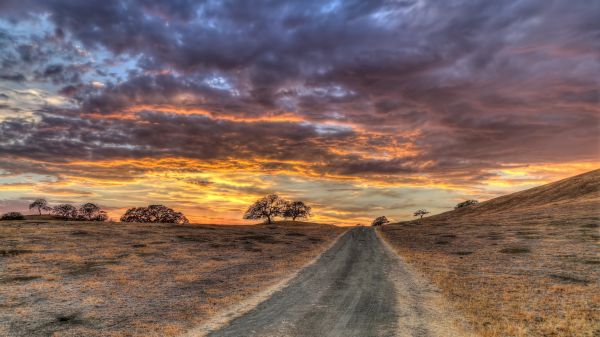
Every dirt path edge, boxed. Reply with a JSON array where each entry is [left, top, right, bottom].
[[375, 228, 477, 337], [181, 229, 349, 337]]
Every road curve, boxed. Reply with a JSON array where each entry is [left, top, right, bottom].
[[207, 227, 398, 337]]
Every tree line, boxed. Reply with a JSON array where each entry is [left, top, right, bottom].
[[0, 198, 189, 224], [27, 198, 108, 221], [0, 194, 313, 225], [1, 196, 479, 225]]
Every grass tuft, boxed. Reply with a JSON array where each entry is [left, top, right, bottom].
[[549, 274, 590, 285], [500, 247, 530, 254], [0, 249, 32, 256]]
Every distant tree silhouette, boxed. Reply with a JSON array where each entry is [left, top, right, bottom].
[[243, 194, 286, 224], [455, 200, 479, 209], [52, 204, 78, 219], [371, 216, 389, 226], [414, 209, 430, 219], [1, 212, 25, 220], [120, 205, 189, 224], [78, 203, 108, 221], [29, 198, 50, 215], [283, 201, 311, 221]]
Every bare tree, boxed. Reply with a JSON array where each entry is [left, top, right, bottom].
[[243, 194, 286, 224], [52, 204, 78, 219], [371, 216, 389, 226], [120, 205, 188, 224], [455, 200, 479, 209], [283, 201, 311, 221], [29, 198, 50, 215], [414, 209, 430, 219], [78, 203, 108, 221]]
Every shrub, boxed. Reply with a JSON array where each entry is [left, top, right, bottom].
[[455, 200, 479, 209], [1, 212, 25, 220]]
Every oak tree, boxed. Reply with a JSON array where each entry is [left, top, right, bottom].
[[414, 209, 430, 219], [283, 201, 311, 221], [371, 216, 389, 226], [78, 203, 108, 221], [29, 198, 50, 215], [52, 204, 78, 219], [120, 205, 188, 224], [243, 194, 286, 224]]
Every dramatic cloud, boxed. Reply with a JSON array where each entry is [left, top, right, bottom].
[[0, 0, 598, 224]]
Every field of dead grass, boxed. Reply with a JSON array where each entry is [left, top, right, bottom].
[[0, 220, 344, 337], [381, 194, 599, 336]]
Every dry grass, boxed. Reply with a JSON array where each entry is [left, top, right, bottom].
[[0, 220, 344, 337], [380, 169, 600, 337]]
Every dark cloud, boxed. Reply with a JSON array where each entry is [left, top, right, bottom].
[[0, 0, 598, 185], [0, 73, 26, 82], [42, 64, 63, 76]]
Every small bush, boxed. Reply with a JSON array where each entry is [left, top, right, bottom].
[[455, 200, 479, 209], [1, 212, 25, 220], [453, 251, 473, 255]]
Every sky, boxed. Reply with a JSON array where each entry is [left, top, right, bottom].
[[0, 0, 598, 225]]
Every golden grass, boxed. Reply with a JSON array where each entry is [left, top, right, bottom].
[[0, 220, 344, 337], [381, 170, 600, 337]]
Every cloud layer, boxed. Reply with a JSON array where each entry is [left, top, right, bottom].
[[0, 0, 598, 223]]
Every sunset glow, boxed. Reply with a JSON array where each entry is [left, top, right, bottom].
[[0, 1, 598, 225]]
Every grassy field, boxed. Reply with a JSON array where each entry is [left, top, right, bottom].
[[380, 169, 600, 337], [0, 220, 344, 337]]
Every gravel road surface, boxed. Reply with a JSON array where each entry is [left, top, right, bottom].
[[207, 227, 467, 337]]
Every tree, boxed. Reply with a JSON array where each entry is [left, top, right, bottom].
[[371, 216, 389, 226], [414, 209, 429, 219], [29, 198, 50, 215], [52, 204, 78, 219], [283, 201, 311, 221], [120, 205, 188, 224], [1, 212, 25, 220], [455, 200, 479, 209], [78, 203, 108, 221], [243, 194, 286, 224]]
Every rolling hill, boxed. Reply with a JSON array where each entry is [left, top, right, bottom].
[[381, 169, 600, 337], [416, 168, 600, 223]]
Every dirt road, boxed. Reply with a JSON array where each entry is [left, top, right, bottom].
[[206, 227, 467, 337]]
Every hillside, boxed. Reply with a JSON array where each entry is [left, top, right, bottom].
[[420, 168, 600, 222], [380, 169, 600, 337]]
